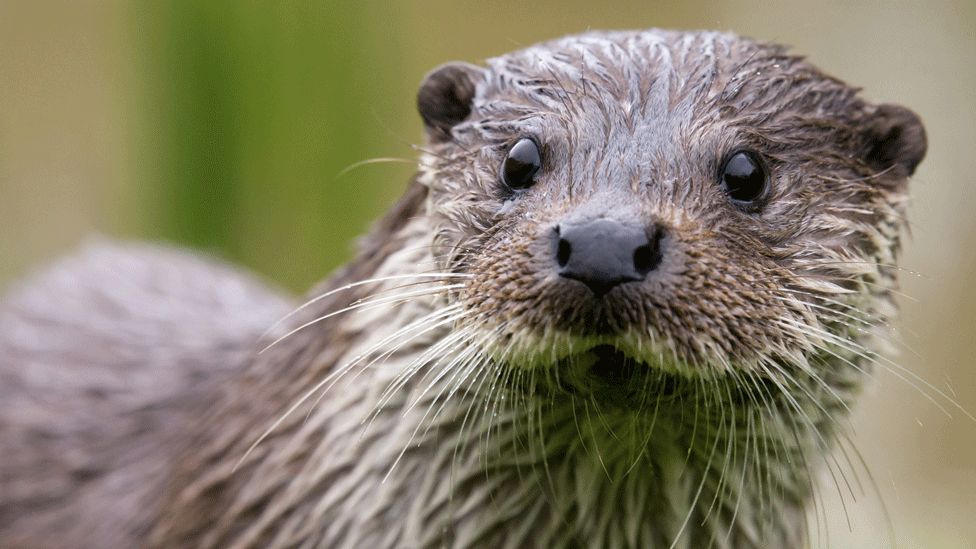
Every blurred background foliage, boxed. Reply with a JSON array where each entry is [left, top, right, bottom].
[[1, 1, 974, 547], [137, 2, 409, 289]]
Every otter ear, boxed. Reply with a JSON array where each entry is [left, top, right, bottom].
[[417, 62, 483, 142], [861, 103, 927, 180]]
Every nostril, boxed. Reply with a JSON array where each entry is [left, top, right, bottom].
[[557, 239, 572, 268], [633, 244, 654, 275], [632, 230, 662, 276]]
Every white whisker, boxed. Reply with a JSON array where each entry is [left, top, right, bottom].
[[260, 273, 471, 339]]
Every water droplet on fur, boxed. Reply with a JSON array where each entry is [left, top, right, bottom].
[[498, 199, 516, 215]]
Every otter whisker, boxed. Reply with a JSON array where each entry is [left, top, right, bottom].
[[261, 273, 471, 339], [261, 283, 465, 353], [723, 400, 753, 544], [761, 287, 915, 356], [236, 304, 464, 470], [335, 156, 416, 179], [368, 323, 477, 424], [766, 344, 854, 417], [749, 405, 774, 539], [770, 294, 877, 331], [449, 322, 514, 454], [773, 360, 860, 523], [700, 376, 738, 527], [588, 393, 622, 442], [669, 399, 726, 549], [757, 266, 918, 303], [818, 164, 898, 183], [405, 327, 495, 417], [836, 430, 897, 544], [315, 314, 473, 429], [581, 399, 612, 481], [774, 286, 882, 318], [777, 316, 974, 421], [460, 355, 506, 464], [622, 384, 664, 477], [760, 356, 842, 444], [760, 349, 875, 539], [382, 348, 494, 484], [418, 351, 486, 439], [410, 332, 495, 437], [448, 340, 506, 499], [530, 388, 561, 517], [757, 368, 828, 548], [471, 330, 520, 450], [793, 259, 924, 278], [479, 350, 527, 474]]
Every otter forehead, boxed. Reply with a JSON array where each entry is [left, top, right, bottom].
[[472, 31, 852, 154], [431, 29, 872, 213], [481, 30, 768, 121]]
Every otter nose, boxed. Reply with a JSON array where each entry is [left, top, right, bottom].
[[554, 219, 660, 297]]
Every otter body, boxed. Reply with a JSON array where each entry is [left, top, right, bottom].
[[0, 30, 925, 548]]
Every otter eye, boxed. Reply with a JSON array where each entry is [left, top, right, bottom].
[[720, 151, 768, 205], [502, 138, 542, 190]]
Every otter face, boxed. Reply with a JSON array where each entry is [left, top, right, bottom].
[[416, 30, 925, 393]]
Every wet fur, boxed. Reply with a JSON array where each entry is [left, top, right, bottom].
[[0, 30, 925, 548]]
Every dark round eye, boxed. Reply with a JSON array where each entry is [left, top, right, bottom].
[[720, 151, 768, 205], [502, 138, 542, 190]]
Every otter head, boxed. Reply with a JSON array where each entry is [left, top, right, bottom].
[[414, 30, 925, 404]]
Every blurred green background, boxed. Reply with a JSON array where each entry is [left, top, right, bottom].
[[1, 1, 974, 547]]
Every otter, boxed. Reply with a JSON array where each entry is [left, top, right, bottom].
[[0, 29, 926, 548]]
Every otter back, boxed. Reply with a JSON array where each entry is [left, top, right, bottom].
[[0, 242, 291, 546]]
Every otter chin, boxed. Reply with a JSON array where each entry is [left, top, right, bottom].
[[1, 29, 926, 548], [559, 345, 680, 406]]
